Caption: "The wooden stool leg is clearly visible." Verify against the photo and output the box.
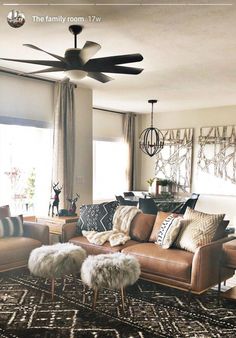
[120,287,125,312]
[217,262,222,305]
[82,284,87,304]
[73,274,78,293]
[92,287,98,310]
[51,278,55,301]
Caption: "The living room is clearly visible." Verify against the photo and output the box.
[0,1,236,337]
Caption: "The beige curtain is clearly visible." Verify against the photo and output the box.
[123,113,135,191]
[52,78,75,209]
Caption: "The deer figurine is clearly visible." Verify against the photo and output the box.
[48,182,62,217]
[67,193,80,216]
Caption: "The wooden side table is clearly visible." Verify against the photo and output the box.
[219,238,236,301]
[36,216,79,244]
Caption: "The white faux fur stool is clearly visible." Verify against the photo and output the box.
[28,242,87,300]
[81,252,140,311]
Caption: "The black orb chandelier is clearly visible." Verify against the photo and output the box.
[139,99,164,157]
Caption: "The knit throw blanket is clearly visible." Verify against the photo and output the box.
[82,206,141,247]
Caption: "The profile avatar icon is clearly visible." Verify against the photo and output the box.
[7,10,25,28]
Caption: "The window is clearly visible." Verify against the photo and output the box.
[93,140,127,201]
[0,123,52,215]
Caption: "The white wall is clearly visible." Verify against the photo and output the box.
[137,105,236,223]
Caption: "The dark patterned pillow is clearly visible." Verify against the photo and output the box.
[156,215,183,249]
[0,215,23,238]
[77,201,118,234]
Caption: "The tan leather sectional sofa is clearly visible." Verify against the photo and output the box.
[0,205,49,272]
[62,212,235,295]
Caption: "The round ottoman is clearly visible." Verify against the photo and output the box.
[28,242,87,300]
[81,252,140,310]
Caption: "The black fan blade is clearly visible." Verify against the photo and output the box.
[23,44,66,63]
[0,57,65,68]
[79,41,101,65]
[86,53,143,68]
[87,72,113,83]
[26,67,64,74]
[85,64,143,74]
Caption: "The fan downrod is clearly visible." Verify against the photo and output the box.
[69,25,83,48]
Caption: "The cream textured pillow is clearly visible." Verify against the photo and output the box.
[175,207,225,253]
[156,215,184,249]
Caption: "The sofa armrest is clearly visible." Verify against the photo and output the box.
[62,223,77,242]
[23,222,49,245]
[191,237,233,292]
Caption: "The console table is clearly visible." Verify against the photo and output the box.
[124,196,185,212]
[36,216,79,244]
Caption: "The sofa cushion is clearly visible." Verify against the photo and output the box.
[0,215,23,238]
[149,212,173,242]
[69,236,139,255]
[122,243,193,283]
[0,237,42,270]
[0,205,11,219]
[77,201,118,234]
[156,215,184,249]
[175,207,225,253]
[130,213,156,242]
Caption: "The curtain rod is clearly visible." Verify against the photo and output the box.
[0,68,77,87]
[93,107,132,115]
[0,68,55,84]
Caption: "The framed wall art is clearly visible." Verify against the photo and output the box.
[197,125,236,195]
[155,128,193,193]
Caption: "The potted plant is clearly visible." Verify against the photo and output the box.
[147,178,155,194]
[159,179,173,194]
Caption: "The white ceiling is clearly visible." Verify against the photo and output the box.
[1,0,236,113]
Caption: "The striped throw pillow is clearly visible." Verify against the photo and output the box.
[174,207,225,253]
[0,215,23,238]
[156,214,183,249]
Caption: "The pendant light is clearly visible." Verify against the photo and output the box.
[139,99,164,157]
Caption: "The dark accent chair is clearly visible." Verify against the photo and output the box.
[115,195,138,206]
[138,198,158,215]
[123,192,135,197]
[173,193,200,215]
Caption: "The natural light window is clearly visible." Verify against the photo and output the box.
[0,124,52,215]
[93,140,127,201]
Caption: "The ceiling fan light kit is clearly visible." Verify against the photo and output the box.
[65,69,87,80]
[0,25,144,83]
[139,99,165,157]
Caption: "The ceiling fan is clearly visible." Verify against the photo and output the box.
[0,25,144,83]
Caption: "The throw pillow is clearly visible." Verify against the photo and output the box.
[0,215,23,238]
[130,213,156,242]
[77,201,118,234]
[156,215,184,249]
[175,207,225,253]
[149,211,176,242]
[0,205,11,219]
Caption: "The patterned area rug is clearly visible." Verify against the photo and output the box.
[0,269,236,338]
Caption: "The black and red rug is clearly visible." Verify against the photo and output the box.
[0,269,236,337]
